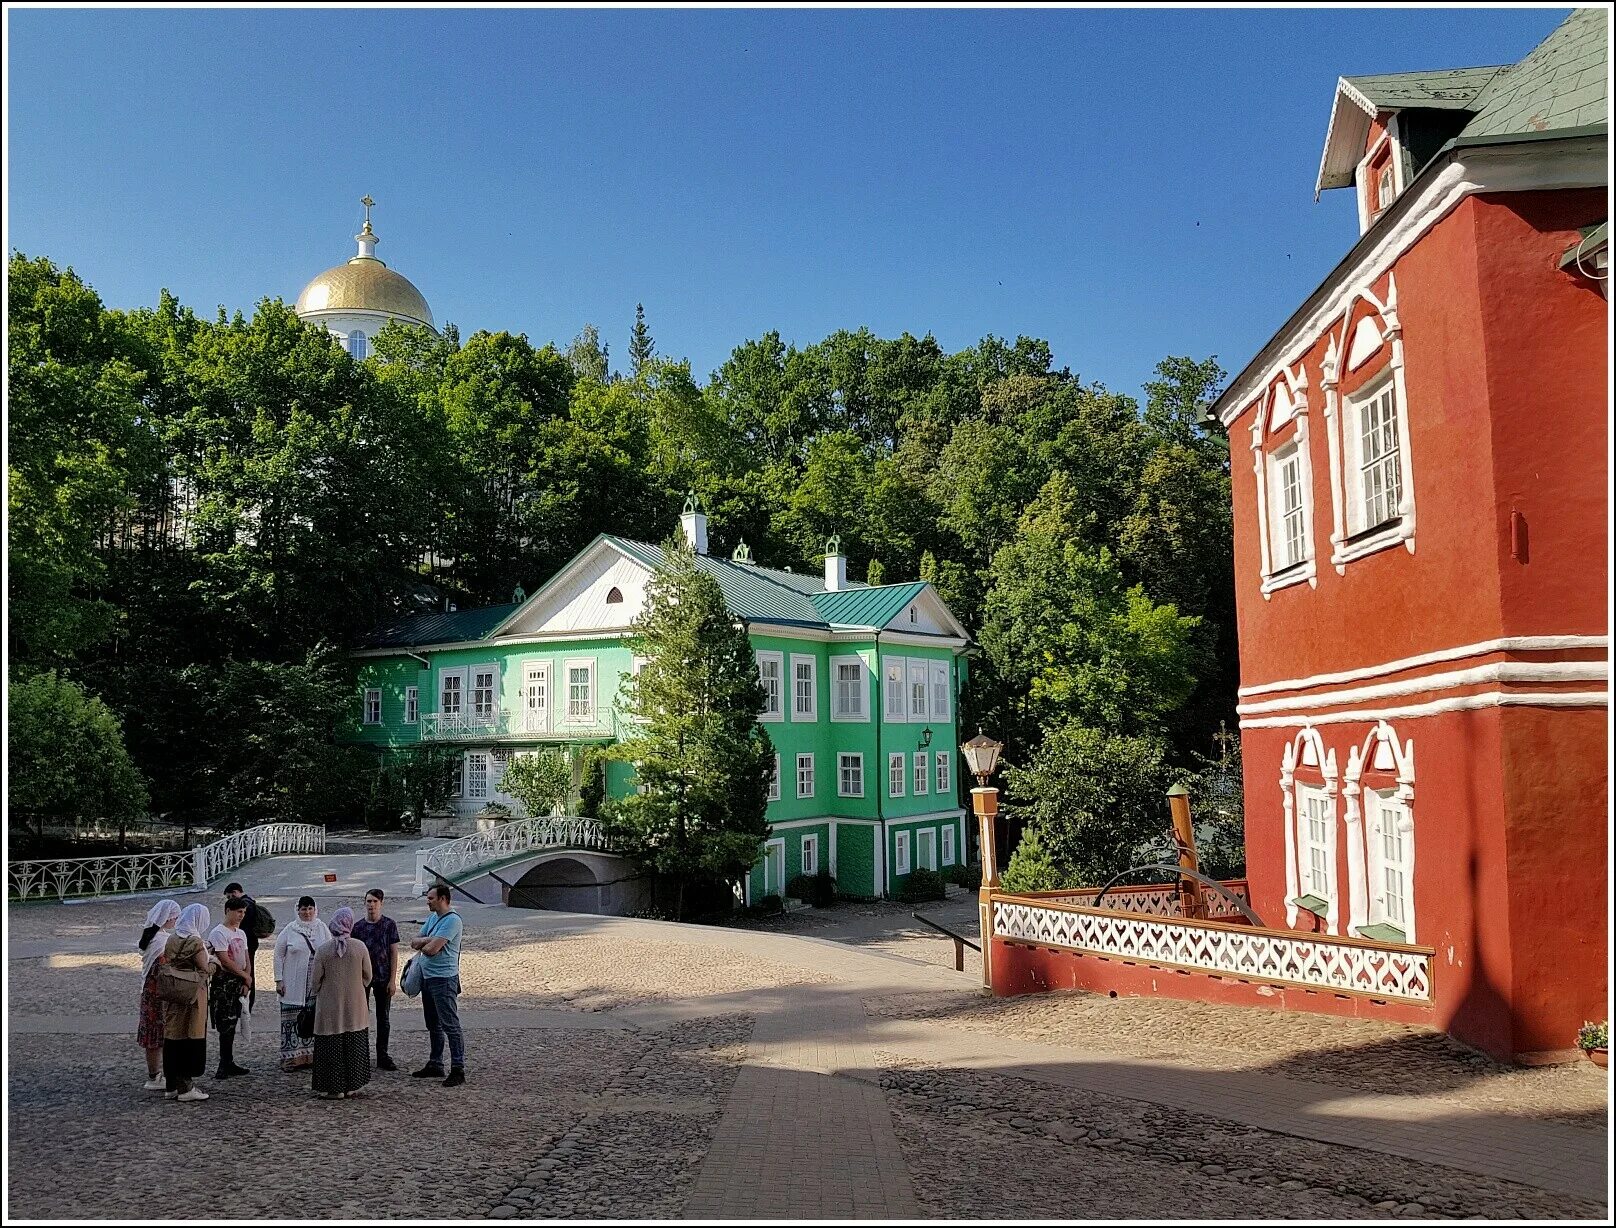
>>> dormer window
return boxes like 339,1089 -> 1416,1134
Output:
1375,163 -> 1397,215
606,587 -> 623,604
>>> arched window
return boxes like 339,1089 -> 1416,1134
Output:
1281,726 -> 1340,934
349,330 -> 368,360
1344,721 -> 1416,943
605,587 -> 623,604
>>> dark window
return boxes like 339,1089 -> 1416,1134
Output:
606,587 -> 623,604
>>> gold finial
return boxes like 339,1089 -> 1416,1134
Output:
360,194 -> 376,234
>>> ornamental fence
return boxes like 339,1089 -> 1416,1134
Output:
414,815 -> 614,894
990,892 -> 1433,1003
1021,879 -> 1252,921
7,822 -> 326,903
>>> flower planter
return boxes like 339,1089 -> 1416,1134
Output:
1585,1047 -> 1608,1069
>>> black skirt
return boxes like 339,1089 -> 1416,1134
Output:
163,1037 -> 206,1090
312,1029 -> 371,1095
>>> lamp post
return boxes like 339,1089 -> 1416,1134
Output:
962,731 -> 1003,992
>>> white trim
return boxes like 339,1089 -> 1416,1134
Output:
1219,137 -> 1608,428
941,824 -> 956,867
830,653 -> 871,722
828,820 -> 838,877
916,827 -> 937,872
935,751 -> 952,797
930,661 -> 951,720
907,660 -> 930,722
893,829 -> 911,877
883,657 -> 907,723
362,687 -> 382,726
755,650 -> 785,722
913,751 -> 929,796
837,752 -> 865,798
1283,728 -> 1340,934
796,752 -> 815,800
523,660 -> 551,734
403,685 -> 419,725
1237,660 -> 1609,716
888,751 -> 906,799
801,832 -> 820,878
765,814 -> 880,831
789,653 -> 818,722
761,837 -> 787,898
1241,688 -> 1610,729
873,630 -> 971,649
767,753 -> 781,803
1239,636 -> 1609,698
563,657 -> 596,723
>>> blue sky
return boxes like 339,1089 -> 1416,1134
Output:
6,5 -> 1573,400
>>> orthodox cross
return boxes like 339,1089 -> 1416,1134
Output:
360,195 -> 375,227
1213,721 -> 1238,765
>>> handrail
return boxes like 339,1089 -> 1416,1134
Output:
1090,863 -> 1266,927
418,862 -> 488,905
912,910 -> 981,972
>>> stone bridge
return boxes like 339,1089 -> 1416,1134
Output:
414,816 -> 651,916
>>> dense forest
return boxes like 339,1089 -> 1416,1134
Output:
7,252 -> 1238,882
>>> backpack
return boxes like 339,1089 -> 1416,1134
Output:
249,899 -> 276,940
155,959 -> 207,1007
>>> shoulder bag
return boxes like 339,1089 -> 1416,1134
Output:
294,931 -> 319,1040
400,914 -> 437,998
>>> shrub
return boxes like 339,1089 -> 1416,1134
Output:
500,749 -> 570,817
1578,1021 -> 1608,1051
787,870 -> 838,907
753,893 -> 784,916
1001,828 -> 1067,893
8,671 -> 149,831
949,861 -> 980,889
898,867 -> 947,904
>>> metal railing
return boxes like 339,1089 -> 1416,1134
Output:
8,822 -> 326,902
413,814 -> 615,894
419,709 -> 617,742
912,911 -> 981,972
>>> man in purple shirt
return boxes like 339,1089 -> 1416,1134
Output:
352,888 -> 401,1071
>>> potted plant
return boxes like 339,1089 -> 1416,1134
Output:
1576,1021 -> 1607,1068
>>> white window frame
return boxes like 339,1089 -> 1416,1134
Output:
917,828 -> 937,871
470,663 -> 500,726
767,753 -> 781,802
801,833 -> 819,878
941,824 -> 956,866
756,650 -> 784,723
403,685 -> 418,726
524,661 -> 550,734
888,751 -> 905,798
1296,783 -> 1334,907
790,653 -> 817,722
935,752 -> 951,797
883,657 -> 906,722
1366,788 -> 1414,938
907,661 -> 929,722
838,753 -> 864,798
564,658 -> 596,722
831,654 -> 869,722
913,751 -> 928,796
363,688 -> 382,726
894,830 -> 911,876
1269,443 -> 1307,572
448,753 -> 464,800
466,750 -> 491,801
1345,374 -> 1403,538
796,752 -> 815,799
930,663 -> 950,720
349,330 -> 368,360
439,668 -> 466,718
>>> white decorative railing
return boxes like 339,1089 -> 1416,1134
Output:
414,815 -> 614,893
419,709 -> 616,742
420,709 -> 512,741
1031,879 -> 1253,921
193,823 -> 326,889
991,896 -> 1433,1003
7,850 -> 199,902
8,822 -> 326,902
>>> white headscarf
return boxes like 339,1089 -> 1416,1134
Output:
176,903 -> 210,940
140,899 -> 183,979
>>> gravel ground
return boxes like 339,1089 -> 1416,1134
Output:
6,1015 -> 750,1220
881,1056 -> 1605,1220
867,987 -> 1610,1129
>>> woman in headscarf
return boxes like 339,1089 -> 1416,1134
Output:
137,899 -> 182,1089
162,903 -> 213,1102
309,905 -> 374,1099
273,895 -> 331,1071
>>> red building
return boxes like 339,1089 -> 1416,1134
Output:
1211,9 -> 1608,1061
982,11 -> 1606,1065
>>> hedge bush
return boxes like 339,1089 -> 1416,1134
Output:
898,867 -> 947,904
786,869 -> 837,907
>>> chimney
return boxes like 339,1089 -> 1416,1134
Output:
680,492 -> 708,555
824,535 -> 847,591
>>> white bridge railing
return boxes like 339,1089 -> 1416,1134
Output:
990,894 -> 1433,1003
8,822 -> 326,903
415,815 -> 614,894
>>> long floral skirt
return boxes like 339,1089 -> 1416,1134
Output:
280,1005 -> 313,1070
136,973 -> 165,1051
312,1029 -> 371,1095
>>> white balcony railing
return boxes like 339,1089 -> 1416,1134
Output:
7,822 -> 326,902
414,814 -> 614,893
990,893 -> 1433,1003
419,708 -> 615,742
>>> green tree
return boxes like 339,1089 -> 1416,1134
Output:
500,749 -> 572,817
7,671 -> 150,833
566,323 -> 611,384
629,303 -> 655,379
1004,722 -> 1174,886
607,540 -> 773,917
1000,827 -> 1066,892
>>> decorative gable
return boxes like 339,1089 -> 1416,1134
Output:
493,540 -> 652,638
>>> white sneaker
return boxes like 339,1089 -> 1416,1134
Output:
177,1088 -> 209,1102
164,1091 -> 179,1101
143,1078 -> 166,1091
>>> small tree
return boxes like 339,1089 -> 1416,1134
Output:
607,538 -> 773,918
372,744 -> 461,829
500,749 -> 572,817
629,303 -> 655,379
8,671 -> 149,839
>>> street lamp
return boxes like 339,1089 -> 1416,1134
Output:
962,730 -> 1004,993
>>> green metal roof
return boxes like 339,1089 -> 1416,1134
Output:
356,602 -> 521,650
1460,9 -> 1608,140
810,582 -> 930,628
605,536 -> 843,627
1343,66 -> 1505,111
1560,220 -> 1608,269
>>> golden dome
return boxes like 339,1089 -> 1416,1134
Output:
295,256 -> 434,330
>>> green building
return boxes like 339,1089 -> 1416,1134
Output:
349,503 -> 972,902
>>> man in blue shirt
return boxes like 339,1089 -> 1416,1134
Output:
410,883 -> 466,1086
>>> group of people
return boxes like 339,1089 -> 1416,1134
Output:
136,882 -> 468,1102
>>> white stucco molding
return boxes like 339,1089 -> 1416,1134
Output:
1344,720 -> 1417,943
1239,634 -> 1610,698
1241,688 -> 1610,729
1236,659 -> 1609,716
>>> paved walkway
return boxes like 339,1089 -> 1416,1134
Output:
7,841 -> 1608,1218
